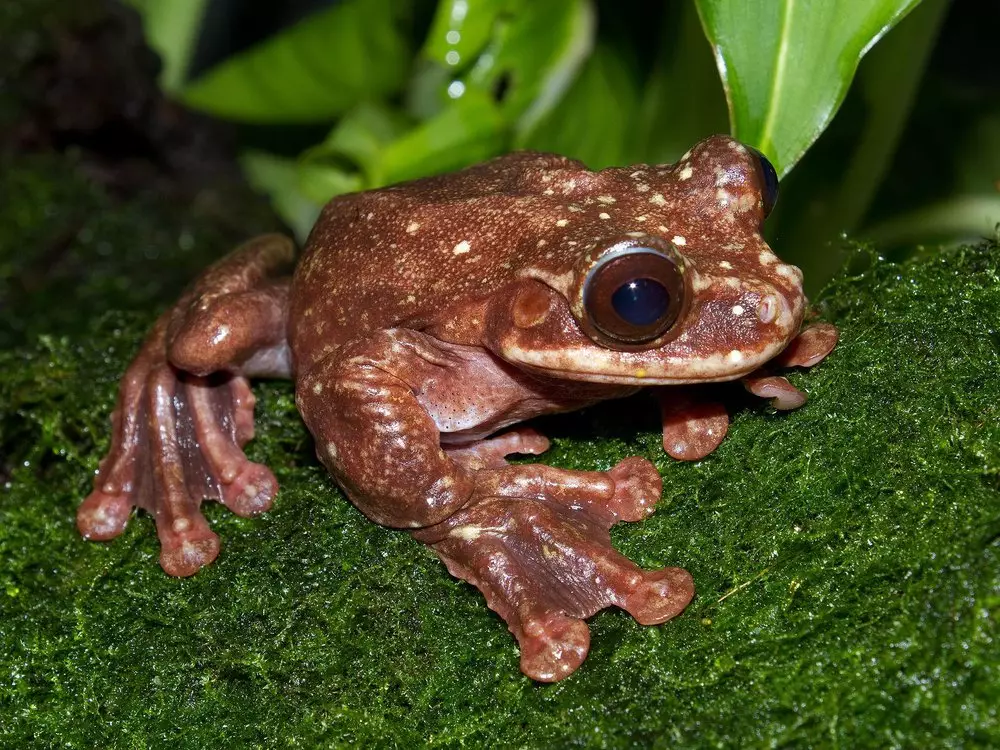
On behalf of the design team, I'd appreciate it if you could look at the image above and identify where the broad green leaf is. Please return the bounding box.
[302,103,413,186]
[765,0,948,286]
[416,0,595,136]
[422,0,501,68]
[124,0,207,93]
[181,0,410,123]
[380,90,506,184]
[696,0,923,176]
[520,42,640,169]
[240,151,325,242]
[290,91,505,213]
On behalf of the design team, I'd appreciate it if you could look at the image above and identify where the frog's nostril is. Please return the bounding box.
[758,295,780,324]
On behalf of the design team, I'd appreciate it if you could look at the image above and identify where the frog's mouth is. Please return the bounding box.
[495,338,789,386]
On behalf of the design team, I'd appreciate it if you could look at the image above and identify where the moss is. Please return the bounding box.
[1,157,998,744]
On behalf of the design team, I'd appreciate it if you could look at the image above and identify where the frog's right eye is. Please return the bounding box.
[749,147,779,217]
[584,248,686,344]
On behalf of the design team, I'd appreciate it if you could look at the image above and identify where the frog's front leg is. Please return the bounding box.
[297,329,694,682]
[658,323,840,461]
[78,235,294,576]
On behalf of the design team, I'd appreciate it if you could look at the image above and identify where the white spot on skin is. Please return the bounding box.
[597,195,616,204]
[327,442,338,459]
[727,350,744,364]
[453,240,471,255]
[599,212,610,220]
[635,215,647,222]
[211,324,230,345]
[312,381,323,395]
[719,260,733,270]
[406,222,420,234]
[759,251,777,265]
[544,188,555,196]
[732,305,745,316]
[672,235,687,246]
[637,183,650,192]
[556,219,569,227]
[172,518,191,533]
[406,295,416,303]
[537,239,547,247]
[679,166,694,180]
[716,188,731,207]
[650,193,667,206]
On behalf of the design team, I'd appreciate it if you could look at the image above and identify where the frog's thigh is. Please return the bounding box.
[166,234,294,378]
[296,328,481,529]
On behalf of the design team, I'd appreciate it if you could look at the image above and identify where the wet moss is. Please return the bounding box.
[2,195,998,747]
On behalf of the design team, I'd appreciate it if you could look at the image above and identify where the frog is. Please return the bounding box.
[78,135,838,682]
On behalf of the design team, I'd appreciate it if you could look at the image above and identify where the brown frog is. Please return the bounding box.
[78,136,838,682]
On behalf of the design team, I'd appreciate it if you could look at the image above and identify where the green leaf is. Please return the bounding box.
[240,151,326,242]
[124,0,207,93]
[181,0,411,123]
[764,0,948,287]
[417,0,595,136]
[520,42,640,169]
[696,0,924,176]
[302,103,413,186]
[290,92,505,213]
[380,90,507,184]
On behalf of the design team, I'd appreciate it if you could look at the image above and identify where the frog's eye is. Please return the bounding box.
[584,249,686,344]
[749,147,779,217]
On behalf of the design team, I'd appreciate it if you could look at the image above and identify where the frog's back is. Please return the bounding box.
[288,151,592,373]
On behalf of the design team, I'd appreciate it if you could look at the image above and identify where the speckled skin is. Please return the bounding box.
[79,136,837,682]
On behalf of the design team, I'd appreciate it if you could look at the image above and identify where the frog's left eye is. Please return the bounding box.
[584,249,686,344]
[749,147,779,217]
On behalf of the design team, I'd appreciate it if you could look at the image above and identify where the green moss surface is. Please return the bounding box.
[2,162,999,748]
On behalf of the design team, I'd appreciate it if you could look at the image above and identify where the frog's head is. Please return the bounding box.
[484,136,806,385]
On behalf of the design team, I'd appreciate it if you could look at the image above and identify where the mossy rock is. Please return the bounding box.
[1,158,998,745]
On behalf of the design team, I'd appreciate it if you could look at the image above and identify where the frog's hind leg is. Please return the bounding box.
[77,234,294,576]
[414,468,695,682]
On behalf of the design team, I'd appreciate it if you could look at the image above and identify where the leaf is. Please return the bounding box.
[302,103,413,186]
[292,91,505,212]
[519,42,640,169]
[239,151,326,243]
[764,0,948,287]
[416,0,596,136]
[379,90,507,184]
[696,0,924,176]
[180,0,411,123]
[124,0,208,93]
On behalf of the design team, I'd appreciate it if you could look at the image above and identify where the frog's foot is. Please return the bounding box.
[743,323,840,410]
[414,457,694,682]
[658,386,729,461]
[78,329,277,576]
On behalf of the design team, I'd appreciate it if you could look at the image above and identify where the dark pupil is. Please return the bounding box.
[610,277,670,326]
[757,152,779,212]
